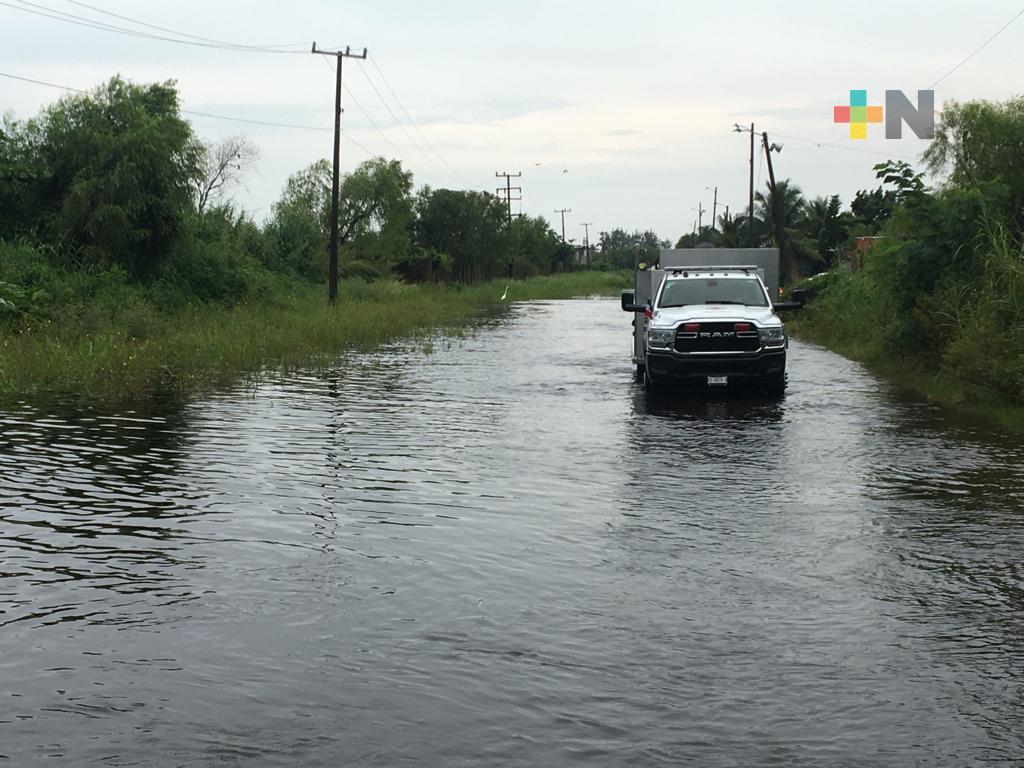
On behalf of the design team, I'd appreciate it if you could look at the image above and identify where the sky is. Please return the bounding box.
[2,0,1022,243]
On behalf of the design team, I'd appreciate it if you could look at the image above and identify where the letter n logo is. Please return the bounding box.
[885,90,935,139]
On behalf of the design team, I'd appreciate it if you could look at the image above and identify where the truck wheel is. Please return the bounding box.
[636,362,646,380]
[765,372,786,396]
[644,369,659,394]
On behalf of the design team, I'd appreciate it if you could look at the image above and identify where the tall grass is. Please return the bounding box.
[790,223,1024,429]
[0,271,630,400]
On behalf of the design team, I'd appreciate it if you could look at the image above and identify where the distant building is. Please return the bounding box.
[852,236,884,270]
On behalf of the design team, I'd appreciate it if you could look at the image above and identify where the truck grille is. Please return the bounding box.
[674,323,760,353]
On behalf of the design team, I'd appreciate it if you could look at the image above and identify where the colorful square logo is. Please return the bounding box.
[833,90,884,140]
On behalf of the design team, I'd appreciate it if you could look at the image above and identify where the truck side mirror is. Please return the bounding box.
[773,288,808,312]
[621,291,642,312]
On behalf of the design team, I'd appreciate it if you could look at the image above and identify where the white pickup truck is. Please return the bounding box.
[620,248,804,395]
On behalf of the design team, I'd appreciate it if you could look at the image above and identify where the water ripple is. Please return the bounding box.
[1,300,1023,765]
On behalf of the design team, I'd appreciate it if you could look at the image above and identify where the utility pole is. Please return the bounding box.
[555,208,572,241]
[312,42,367,304]
[496,171,522,223]
[692,203,704,233]
[706,186,718,232]
[735,123,756,246]
[581,222,593,268]
[749,124,755,246]
[761,130,794,285]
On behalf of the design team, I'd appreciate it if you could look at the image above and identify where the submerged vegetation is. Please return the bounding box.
[789,97,1024,427]
[5,74,1024,422]
[0,77,626,399]
[0,271,630,400]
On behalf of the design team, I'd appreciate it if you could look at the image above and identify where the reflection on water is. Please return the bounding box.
[1,299,1022,766]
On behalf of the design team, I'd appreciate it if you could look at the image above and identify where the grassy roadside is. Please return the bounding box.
[790,319,1024,433]
[0,271,630,401]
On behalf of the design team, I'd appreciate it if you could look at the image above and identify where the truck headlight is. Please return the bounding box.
[758,325,786,347]
[647,328,675,348]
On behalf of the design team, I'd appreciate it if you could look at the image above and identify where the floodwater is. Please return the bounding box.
[1,298,1022,766]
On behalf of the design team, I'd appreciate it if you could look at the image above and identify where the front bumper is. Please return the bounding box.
[645,348,786,384]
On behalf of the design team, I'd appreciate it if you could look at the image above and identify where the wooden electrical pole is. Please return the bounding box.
[555,208,572,241]
[748,123,755,246]
[496,171,522,223]
[581,221,593,268]
[707,186,719,232]
[762,131,796,286]
[312,42,367,304]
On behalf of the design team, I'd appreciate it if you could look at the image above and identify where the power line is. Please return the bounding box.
[343,85,442,185]
[365,54,475,187]
[0,70,332,131]
[316,57,443,187]
[57,0,309,51]
[770,131,919,161]
[930,6,1024,88]
[1,0,307,53]
[180,109,329,132]
[353,60,462,187]
[334,83,408,160]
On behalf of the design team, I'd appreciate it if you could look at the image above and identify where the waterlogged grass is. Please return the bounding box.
[0,271,630,400]
[792,320,1024,433]
[789,262,1024,433]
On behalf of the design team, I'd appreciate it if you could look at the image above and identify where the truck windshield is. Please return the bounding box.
[659,277,768,308]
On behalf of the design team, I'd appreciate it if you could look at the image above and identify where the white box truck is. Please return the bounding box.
[621,248,804,395]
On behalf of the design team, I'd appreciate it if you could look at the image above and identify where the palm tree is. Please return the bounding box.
[802,194,847,268]
[715,211,748,248]
[755,179,813,283]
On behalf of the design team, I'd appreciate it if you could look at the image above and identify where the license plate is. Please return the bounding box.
[707,375,728,386]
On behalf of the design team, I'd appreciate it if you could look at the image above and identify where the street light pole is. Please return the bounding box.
[733,123,756,247]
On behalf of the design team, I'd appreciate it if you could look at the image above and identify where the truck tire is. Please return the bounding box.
[636,362,646,379]
[764,372,786,396]
[644,369,659,394]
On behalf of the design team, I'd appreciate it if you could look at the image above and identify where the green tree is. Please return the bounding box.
[924,97,1024,219]
[38,76,201,274]
[508,215,571,277]
[802,194,848,267]
[266,156,414,280]
[755,179,813,281]
[712,212,750,248]
[597,228,666,269]
[851,187,895,230]
[0,114,48,238]
[341,157,414,277]
[414,188,508,283]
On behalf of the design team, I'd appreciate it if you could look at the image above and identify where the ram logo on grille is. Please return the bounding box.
[676,323,760,353]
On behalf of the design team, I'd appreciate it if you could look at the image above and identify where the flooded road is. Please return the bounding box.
[2,298,1023,766]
